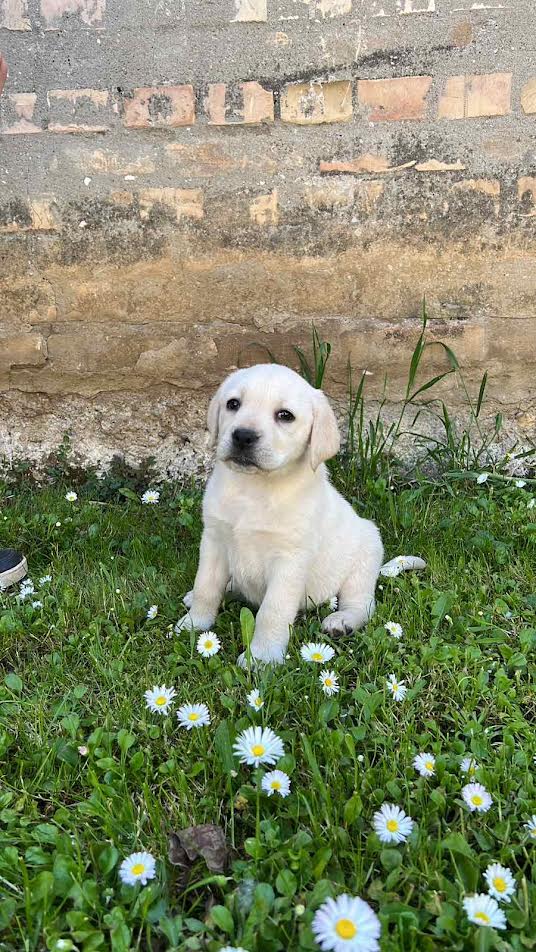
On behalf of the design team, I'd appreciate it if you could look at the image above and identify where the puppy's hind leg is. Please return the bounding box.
[322,527,383,637]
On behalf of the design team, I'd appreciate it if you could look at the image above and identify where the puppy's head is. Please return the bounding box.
[207,364,340,473]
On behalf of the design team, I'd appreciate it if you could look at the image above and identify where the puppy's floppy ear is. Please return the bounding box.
[310,390,340,470]
[207,387,221,448]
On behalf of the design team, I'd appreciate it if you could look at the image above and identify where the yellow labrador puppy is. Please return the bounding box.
[177,364,383,664]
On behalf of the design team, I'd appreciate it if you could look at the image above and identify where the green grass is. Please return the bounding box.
[1,477,535,952]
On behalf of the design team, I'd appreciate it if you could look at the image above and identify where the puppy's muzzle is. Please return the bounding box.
[229,427,260,466]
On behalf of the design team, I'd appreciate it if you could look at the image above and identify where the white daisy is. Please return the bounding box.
[247,688,264,710]
[31,600,43,609]
[484,863,516,903]
[300,642,335,664]
[384,621,403,639]
[141,489,160,504]
[524,814,536,840]
[146,605,158,619]
[463,894,506,930]
[19,579,35,597]
[372,803,413,844]
[413,752,436,777]
[196,631,221,657]
[320,670,340,696]
[65,491,78,502]
[312,893,381,952]
[233,726,285,767]
[476,473,489,484]
[461,756,479,776]
[386,673,407,702]
[262,769,291,798]
[462,782,493,813]
[515,479,526,488]
[176,702,211,730]
[39,575,52,585]
[119,850,156,886]
[144,684,176,715]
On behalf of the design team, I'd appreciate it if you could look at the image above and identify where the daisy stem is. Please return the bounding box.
[474,928,491,952]
[255,772,261,867]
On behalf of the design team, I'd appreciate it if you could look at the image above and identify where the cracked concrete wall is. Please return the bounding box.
[1,0,536,473]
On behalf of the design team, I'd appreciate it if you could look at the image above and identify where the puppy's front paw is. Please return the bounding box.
[237,642,286,668]
[322,600,375,636]
[182,590,194,609]
[322,610,357,637]
[175,611,214,633]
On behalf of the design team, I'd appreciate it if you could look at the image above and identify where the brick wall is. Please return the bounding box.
[1,0,535,471]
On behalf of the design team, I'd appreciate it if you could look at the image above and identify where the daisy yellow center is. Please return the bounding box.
[188,712,199,721]
[325,678,333,686]
[474,912,490,924]
[468,765,476,774]
[391,683,398,692]
[335,919,357,940]
[252,744,265,756]
[493,877,506,893]
[131,863,145,876]
[271,780,281,790]
[204,640,213,649]
[386,819,399,832]
[312,653,323,661]
[155,696,167,706]
[530,827,536,837]
[425,761,434,771]
[471,795,483,806]
[255,699,262,707]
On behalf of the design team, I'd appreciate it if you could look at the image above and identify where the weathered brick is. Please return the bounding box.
[0,0,30,29]
[206,82,274,125]
[517,177,536,209]
[397,0,435,12]
[123,85,195,129]
[310,0,352,16]
[232,0,267,21]
[358,76,432,121]
[0,197,58,232]
[47,88,110,133]
[281,81,352,124]
[415,158,465,172]
[249,190,279,225]
[355,180,384,213]
[453,178,500,214]
[135,337,217,376]
[138,188,204,222]
[520,79,536,115]
[79,149,156,176]
[437,73,511,119]
[305,182,354,209]
[320,153,390,174]
[449,20,473,47]
[40,0,105,29]
[166,141,277,176]
[0,334,47,371]
[0,93,41,134]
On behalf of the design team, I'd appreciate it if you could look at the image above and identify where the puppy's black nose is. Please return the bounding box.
[232,427,259,449]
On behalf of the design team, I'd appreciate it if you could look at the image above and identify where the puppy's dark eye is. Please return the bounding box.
[276,409,295,423]
[226,398,241,412]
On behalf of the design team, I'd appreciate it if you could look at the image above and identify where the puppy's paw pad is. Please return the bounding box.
[182,590,194,609]
[322,610,355,637]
